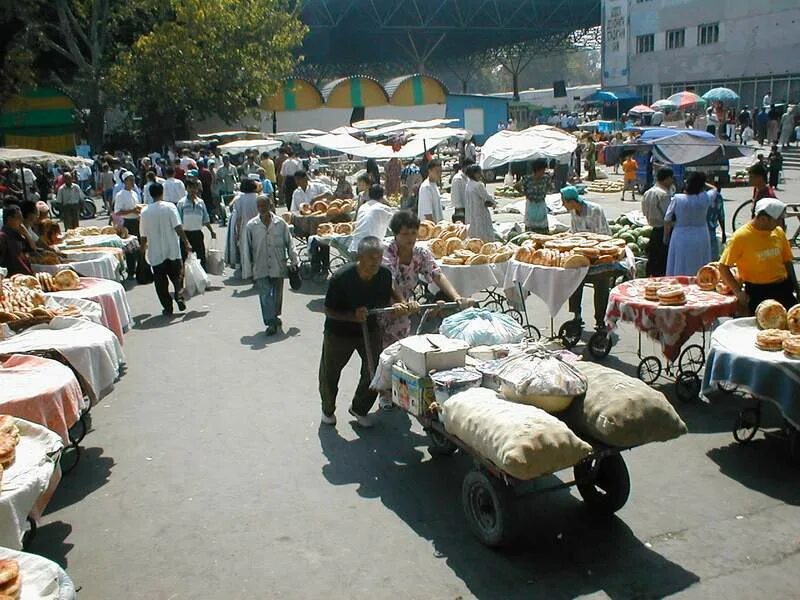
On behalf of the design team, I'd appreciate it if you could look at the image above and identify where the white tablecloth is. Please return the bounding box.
[503,259,590,316]
[0,317,124,403]
[0,546,75,599]
[0,418,63,550]
[57,233,139,253]
[433,261,511,298]
[47,277,132,337]
[32,254,120,281]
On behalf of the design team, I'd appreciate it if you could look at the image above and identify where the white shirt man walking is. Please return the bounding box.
[162,166,186,204]
[140,182,192,316]
[417,159,443,222]
[241,195,299,335]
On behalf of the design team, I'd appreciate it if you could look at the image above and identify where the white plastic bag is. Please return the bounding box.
[440,308,524,346]
[206,243,225,276]
[183,253,209,298]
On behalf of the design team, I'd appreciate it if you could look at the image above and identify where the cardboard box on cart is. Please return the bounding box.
[397,334,468,377]
[391,364,435,417]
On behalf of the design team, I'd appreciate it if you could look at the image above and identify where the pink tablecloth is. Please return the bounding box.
[0,354,84,443]
[605,276,739,361]
[46,277,132,343]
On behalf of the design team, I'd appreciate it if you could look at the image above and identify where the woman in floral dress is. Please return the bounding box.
[379,210,469,348]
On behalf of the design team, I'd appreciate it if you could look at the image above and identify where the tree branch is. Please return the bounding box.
[53,1,91,71]
[61,0,92,53]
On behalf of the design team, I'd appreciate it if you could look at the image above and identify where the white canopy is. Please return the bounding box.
[0,148,93,167]
[217,138,282,153]
[351,119,401,130]
[406,127,472,142]
[479,126,578,169]
[197,130,261,139]
[271,129,327,143]
[364,118,460,139]
[299,132,443,159]
[330,126,361,135]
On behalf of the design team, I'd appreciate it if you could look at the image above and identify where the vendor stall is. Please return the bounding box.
[0,417,63,550]
[0,355,84,444]
[606,276,739,399]
[0,546,76,599]
[46,277,132,343]
[32,253,120,282]
[0,317,124,404]
[703,317,800,458]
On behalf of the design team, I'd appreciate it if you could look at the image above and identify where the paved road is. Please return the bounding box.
[28,171,800,599]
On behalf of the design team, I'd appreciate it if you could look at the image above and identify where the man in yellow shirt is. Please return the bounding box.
[621,154,638,201]
[719,198,799,314]
[260,152,276,189]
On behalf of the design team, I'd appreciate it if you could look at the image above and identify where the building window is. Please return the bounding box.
[636,34,655,54]
[698,22,719,45]
[666,28,685,50]
[636,84,653,106]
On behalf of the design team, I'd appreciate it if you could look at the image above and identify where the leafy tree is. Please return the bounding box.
[109,0,306,147]
[0,1,43,106]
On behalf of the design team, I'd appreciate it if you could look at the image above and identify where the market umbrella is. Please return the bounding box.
[628,104,655,115]
[650,131,753,164]
[650,99,678,111]
[702,87,740,105]
[666,91,706,111]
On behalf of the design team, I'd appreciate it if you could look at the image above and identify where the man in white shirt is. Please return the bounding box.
[75,163,92,191]
[162,166,186,204]
[279,149,303,208]
[179,148,194,172]
[417,159,443,222]
[464,140,477,163]
[140,182,192,315]
[115,171,143,278]
[55,171,83,230]
[348,184,394,254]
[290,170,332,213]
[641,167,673,277]
[142,171,166,204]
[449,160,471,223]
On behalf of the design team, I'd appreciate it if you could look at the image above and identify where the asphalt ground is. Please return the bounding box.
[26,166,800,599]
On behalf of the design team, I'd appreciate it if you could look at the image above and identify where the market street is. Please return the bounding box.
[26,174,800,599]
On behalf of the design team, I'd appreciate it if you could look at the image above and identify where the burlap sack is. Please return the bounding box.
[440,388,593,480]
[567,361,688,447]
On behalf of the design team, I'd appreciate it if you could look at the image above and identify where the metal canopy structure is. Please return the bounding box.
[298,0,601,66]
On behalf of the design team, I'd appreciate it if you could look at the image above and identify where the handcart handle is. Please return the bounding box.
[367,302,461,316]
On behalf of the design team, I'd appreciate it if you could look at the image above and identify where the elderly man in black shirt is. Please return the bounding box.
[319,236,408,428]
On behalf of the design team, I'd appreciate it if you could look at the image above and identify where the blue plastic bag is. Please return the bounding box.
[440,308,525,346]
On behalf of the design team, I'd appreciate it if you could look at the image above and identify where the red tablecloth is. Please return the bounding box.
[0,355,84,443]
[47,277,132,343]
[605,276,739,361]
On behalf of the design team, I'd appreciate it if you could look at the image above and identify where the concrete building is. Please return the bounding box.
[601,0,800,107]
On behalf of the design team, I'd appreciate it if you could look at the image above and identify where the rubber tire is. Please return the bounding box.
[559,320,582,349]
[588,330,613,359]
[523,324,541,341]
[574,454,631,514]
[731,200,753,233]
[461,469,516,548]
[733,407,760,444]
[80,199,97,220]
[636,356,662,385]
[675,372,701,402]
[678,344,706,375]
[427,429,457,457]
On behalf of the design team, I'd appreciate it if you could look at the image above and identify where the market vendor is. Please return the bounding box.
[719,198,799,313]
[114,171,142,279]
[348,184,394,254]
[641,168,673,277]
[463,164,496,242]
[319,236,409,428]
[333,173,354,200]
[518,158,551,234]
[561,185,613,332]
[0,205,34,276]
[290,170,332,214]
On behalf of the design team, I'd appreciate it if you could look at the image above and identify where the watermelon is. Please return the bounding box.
[620,232,637,244]
[639,236,650,248]
[610,224,622,235]
[617,215,631,226]
[627,242,642,256]
[639,225,653,237]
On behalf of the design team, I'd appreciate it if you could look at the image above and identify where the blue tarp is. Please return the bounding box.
[582,90,640,104]
[635,127,717,142]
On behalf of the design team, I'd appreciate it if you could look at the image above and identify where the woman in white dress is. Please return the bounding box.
[463,164,496,242]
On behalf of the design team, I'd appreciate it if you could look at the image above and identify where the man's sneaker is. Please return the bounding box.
[348,408,374,428]
[321,412,337,426]
[175,297,186,312]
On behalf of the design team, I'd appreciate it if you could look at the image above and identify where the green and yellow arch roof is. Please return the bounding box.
[321,76,389,109]
[0,87,78,153]
[262,78,325,112]
[384,74,448,106]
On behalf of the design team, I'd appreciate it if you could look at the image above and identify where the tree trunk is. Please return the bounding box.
[512,72,520,102]
[85,82,105,151]
[461,78,468,94]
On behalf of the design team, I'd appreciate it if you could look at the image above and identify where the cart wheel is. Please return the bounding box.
[461,469,517,547]
[328,255,347,274]
[482,300,503,313]
[678,344,706,375]
[427,429,457,456]
[505,309,524,326]
[733,407,760,443]
[636,356,662,385]
[675,371,701,401]
[588,330,613,359]
[523,324,541,341]
[558,320,582,349]
[574,454,630,514]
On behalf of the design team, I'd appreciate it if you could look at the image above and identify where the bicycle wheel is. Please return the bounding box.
[731,200,752,233]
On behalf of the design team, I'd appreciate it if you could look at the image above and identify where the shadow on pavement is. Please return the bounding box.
[232,286,258,298]
[180,310,210,323]
[306,298,325,313]
[46,447,114,513]
[240,327,301,350]
[318,411,699,600]
[26,521,73,569]
[707,440,800,506]
[221,276,251,287]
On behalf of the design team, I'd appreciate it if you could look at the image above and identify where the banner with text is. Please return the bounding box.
[602,0,629,88]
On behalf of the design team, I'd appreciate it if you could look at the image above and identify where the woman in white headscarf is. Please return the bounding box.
[778,105,797,149]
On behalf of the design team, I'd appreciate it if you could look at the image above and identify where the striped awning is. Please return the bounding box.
[385,74,448,106]
[262,79,324,112]
[321,76,389,108]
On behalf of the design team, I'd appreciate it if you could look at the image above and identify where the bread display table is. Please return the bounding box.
[606,276,739,399]
[703,318,800,447]
[0,355,84,443]
[503,259,590,315]
[32,253,120,281]
[46,277,131,343]
[0,418,63,550]
[0,546,76,599]
[58,233,138,254]
[434,261,511,299]
[291,212,353,238]
[0,317,124,404]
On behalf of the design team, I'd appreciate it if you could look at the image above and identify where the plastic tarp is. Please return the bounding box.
[0,148,92,167]
[407,127,472,142]
[351,119,400,130]
[217,138,282,153]
[479,125,578,169]
[300,132,444,159]
[364,118,460,139]
[651,132,753,165]
[271,129,326,143]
